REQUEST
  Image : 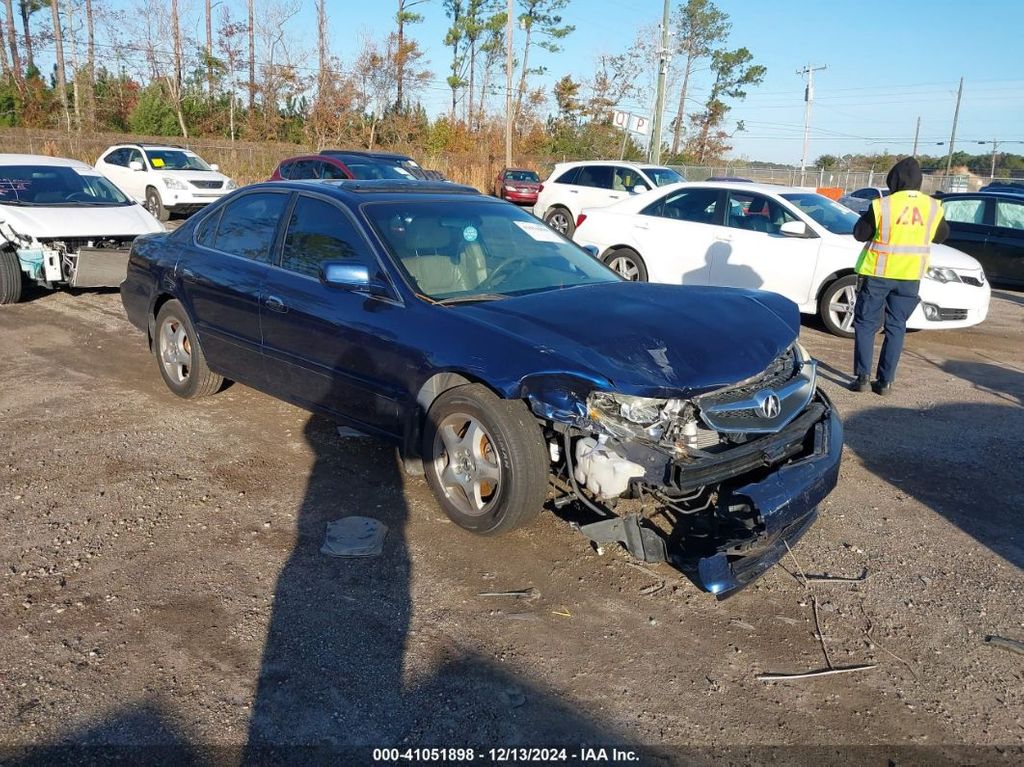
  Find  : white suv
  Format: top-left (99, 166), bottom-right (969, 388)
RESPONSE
top-left (534, 160), bottom-right (684, 237)
top-left (95, 143), bottom-right (236, 221)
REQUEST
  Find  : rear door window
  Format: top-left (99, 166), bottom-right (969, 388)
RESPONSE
top-left (277, 160), bottom-right (295, 179)
top-left (212, 192), bottom-right (289, 263)
top-left (280, 195), bottom-right (373, 278)
top-left (320, 162), bottom-right (349, 180)
top-left (553, 166), bottom-right (580, 185)
top-left (614, 167), bottom-right (648, 192)
top-left (994, 199), bottom-right (1024, 230)
top-left (290, 160), bottom-right (321, 179)
top-left (575, 165), bottom-right (613, 189)
top-left (642, 187), bottom-right (721, 224)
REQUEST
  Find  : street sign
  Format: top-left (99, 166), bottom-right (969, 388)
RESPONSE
top-left (613, 110), bottom-right (629, 130)
top-left (630, 115), bottom-right (649, 136)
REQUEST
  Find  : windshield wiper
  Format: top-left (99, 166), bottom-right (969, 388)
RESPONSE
top-left (436, 293), bottom-right (509, 306)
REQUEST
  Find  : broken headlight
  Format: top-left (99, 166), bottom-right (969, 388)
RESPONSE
top-left (588, 392), bottom-right (689, 441)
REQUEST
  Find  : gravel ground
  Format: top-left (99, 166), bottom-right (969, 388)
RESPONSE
top-left (0, 283), bottom-right (1022, 763)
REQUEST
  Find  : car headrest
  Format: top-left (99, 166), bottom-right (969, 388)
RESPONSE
top-left (406, 216), bottom-right (451, 252)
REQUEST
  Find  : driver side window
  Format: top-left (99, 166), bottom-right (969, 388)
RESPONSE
top-left (725, 193), bottom-right (797, 235)
top-left (641, 188), bottom-right (719, 224)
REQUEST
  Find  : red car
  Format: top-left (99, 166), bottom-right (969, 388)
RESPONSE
top-left (269, 151), bottom-right (428, 182)
top-left (494, 167), bottom-right (541, 205)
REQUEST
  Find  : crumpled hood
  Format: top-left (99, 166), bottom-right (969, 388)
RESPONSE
top-left (0, 202), bottom-right (164, 239)
top-left (459, 282), bottom-right (800, 397)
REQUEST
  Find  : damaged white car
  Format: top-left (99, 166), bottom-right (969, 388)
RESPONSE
top-left (0, 154), bottom-right (164, 305)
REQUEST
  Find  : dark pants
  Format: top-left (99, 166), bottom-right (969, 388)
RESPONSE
top-left (853, 276), bottom-right (921, 384)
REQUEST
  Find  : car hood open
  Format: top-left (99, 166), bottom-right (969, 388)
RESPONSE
top-left (0, 202), bottom-right (164, 238)
top-left (459, 282), bottom-right (800, 397)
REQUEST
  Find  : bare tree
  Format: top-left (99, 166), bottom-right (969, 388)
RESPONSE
top-left (395, 0), bottom-right (427, 109)
top-left (49, 0), bottom-right (71, 129)
top-left (169, 0), bottom-right (188, 136)
top-left (246, 0), bottom-right (254, 110)
top-left (83, 0), bottom-right (96, 127)
top-left (315, 0), bottom-right (328, 94)
top-left (19, 0), bottom-right (43, 73)
top-left (217, 4), bottom-right (246, 140)
top-left (205, 0), bottom-right (213, 95)
top-left (3, 0), bottom-right (23, 87)
top-left (0, 11), bottom-right (9, 77)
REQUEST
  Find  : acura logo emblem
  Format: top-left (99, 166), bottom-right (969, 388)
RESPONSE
top-left (755, 389), bottom-right (782, 419)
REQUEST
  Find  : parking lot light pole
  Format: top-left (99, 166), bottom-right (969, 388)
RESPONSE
top-left (650, 0), bottom-right (671, 165)
top-left (797, 64), bottom-right (826, 187)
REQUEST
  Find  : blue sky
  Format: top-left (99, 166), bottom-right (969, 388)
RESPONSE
top-left (132, 1), bottom-right (1024, 163)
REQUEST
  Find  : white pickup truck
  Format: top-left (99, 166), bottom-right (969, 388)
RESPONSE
top-left (0, 154), bottom-right (164, 304)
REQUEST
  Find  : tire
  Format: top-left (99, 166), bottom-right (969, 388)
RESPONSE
top-left (145, 186), bottom-right (170, 222)
top-left (543, 206), bottom-right (575, 237)
top-left (0, 248), bottom-right (23, 305)
top-left (423, 384), bottom-right (548, 536)
top-left (154, 299), bottom-right (223, 398)
top-left (819, 274), bottom-right (859, 338)
top-left (603, 248), bottom-right (648, 282)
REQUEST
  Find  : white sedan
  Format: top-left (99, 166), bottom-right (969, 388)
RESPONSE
top-left (573, 181), bottom-right (990, 337)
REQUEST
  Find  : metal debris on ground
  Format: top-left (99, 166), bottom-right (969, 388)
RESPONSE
top-left (804, 568), bottom-right (869, 583)
top-left (552, 607), bottom-right (572, 617)
top-left (320, 516), bottom-right (388, 557)
top-left (639, 583), bottom-right (665, 595)
top-left (477, 587), bottom-right (539, 600)
top-left (336, 426), bottom-right (369, 438)
top-left (985, 635), bottom-right (1024, 655)
top-left (757, 664), bottom-right (877, 682)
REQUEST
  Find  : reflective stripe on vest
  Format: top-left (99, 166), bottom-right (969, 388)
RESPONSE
top-left (856, 192), bottom-right (941, 280)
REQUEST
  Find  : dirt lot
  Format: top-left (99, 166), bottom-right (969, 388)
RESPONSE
top-left (1, 283), bottom-right (1022, 763)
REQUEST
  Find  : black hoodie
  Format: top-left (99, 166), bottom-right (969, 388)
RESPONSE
top-left (852, 157), bottom-right (948, 244)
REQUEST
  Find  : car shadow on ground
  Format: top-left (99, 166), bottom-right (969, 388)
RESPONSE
top-left (844, 362), bottom-right (1024, 570)
top-left (990, 289), bottom-right (1024, 306)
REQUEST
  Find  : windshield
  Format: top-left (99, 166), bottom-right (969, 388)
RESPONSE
top-left (504, 170), bottom-right (539, 183)
top-left (0, 165), bottom-right (132, 206)
top-left (643, 167), bottom-right (685, 186)
top-left (144, 149), bottom-right (213, 171)
top-left (781, 192), bottom-right (861, 235)
top-left (344, 160), bottom-right (421, 181)
top-left (364, 200), bottom-right (619, 301)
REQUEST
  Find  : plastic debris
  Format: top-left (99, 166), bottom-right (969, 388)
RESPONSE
top-left (321, 516), bottom-right (388, 557)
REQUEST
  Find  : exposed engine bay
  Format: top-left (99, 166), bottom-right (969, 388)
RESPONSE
top-left (1, 219), bottom-right (135, 289)
top-left (540, 344), bottom-right (842, 596)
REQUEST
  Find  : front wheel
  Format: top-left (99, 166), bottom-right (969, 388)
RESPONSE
top-left (145, 187), bottom-right (170, 222)
top-left (819, 274), bottom-right (859, 338)
top-left (154, 299), bottom-right (223, 398)
top-left (543, 207), bottom-right (575, 237)
top-left (603, 248), bottom-right (648, 282)
top-left (423, 385), bottom-right (548, 536)
top-left (0, 248), bottom-right (24, 305)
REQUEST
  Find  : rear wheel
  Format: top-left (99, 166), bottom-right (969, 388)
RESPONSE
top-left (0, 248), bottom-right (23, 305)
top-left (544, 206), bottom-right (575, 237)
top-left (423, 385), bottom-right (548, 535)
top-left (603, 248), bottom-right (648, 282)
top-left (154, 299), bottom-right (223, 398)
top-left (819, 274), bottom-right (858, 338)
top-left (145, 186), bottom-right (170, 222)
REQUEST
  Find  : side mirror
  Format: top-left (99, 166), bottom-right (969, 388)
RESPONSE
top-left (210, 163), bottom-right (220, 172)
top-left (779, 220), bottom-right (810, 238)
top-left (320, 261), bottom-right (388, 295)
top-left (632, 185), bottom-right (648, 194)
top-left (582, 245), bottom-right (599, 257)
top-left (129, 160), bottom-right (144, 171)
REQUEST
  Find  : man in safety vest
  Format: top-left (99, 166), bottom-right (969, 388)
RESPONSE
top-left (850, 157), bottom-right (948, 395)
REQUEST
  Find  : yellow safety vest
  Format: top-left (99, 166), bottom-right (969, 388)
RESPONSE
top-left (855, 191), bottom-right (943, 280)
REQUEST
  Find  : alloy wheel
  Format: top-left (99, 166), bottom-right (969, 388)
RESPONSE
top-left (433, 412), bottom-right (502, 516)
top-left (609, 255), bottom-right (641, 281)
top-left (159, 317), bottom-right (192, 383)
top-left (828, 284), bottom-right (857, 333)
top-left (547, 211), bottom-right (570, 234)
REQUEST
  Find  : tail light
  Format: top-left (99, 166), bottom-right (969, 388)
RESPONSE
top-left (576, 213), bottom-right (587, 228)
top-left (537, 184), bottom-right (544, 193)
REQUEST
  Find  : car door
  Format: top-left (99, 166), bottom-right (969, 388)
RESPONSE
top-left (179, 190), bottom-right (291, 385)
top-left (987, 197), bottom-right (1024, 286)
top-left (941, 196), bottom-right (992, 272)
top-left (708, 191), bottom-right (821, 304)
top-left (97, 148), bottom-right (131, 194)
top-left (119, 147), bottom-right (149, 201)
top-left (631, 186), bottom-right (724, 285)
top-left (260, 192), bottom-right (406, 436)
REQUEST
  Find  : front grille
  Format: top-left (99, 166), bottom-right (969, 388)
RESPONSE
top-left (38, 237), bottom-right (135, 253)
top-left (938, 308), bottom-right (968, 320)
top-left (696, 346), bottom-right (816, 435)
top-left (960, 276), bottom-right (984, 287)
top-left (190, 180), bottom-right (223, 189)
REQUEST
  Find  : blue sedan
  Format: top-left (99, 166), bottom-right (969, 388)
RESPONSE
top-left (121, 179), bottom-right (842, 595)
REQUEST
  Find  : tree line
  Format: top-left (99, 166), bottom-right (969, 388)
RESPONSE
top-left (0, 0), bottom-right (765, 166)
top-left (815, 151), bottom-right (1024, 178)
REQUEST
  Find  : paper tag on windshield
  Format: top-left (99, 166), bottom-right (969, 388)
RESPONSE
top-left (151, 158), bottom-right (165, 167)
top-left (515, 220), bottom-right (563, 243)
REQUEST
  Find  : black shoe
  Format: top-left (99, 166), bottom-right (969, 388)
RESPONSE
top-left (872, 380), bottom-right (893, 396)
top-left (850, 375), bottom-right (870, 393)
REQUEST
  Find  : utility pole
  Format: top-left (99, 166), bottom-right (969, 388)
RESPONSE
top-left (505, 0), bottom-right (513, 168)
top-left (944, 76), bottom-right (964, 178)
top-left (797, 64), bottom-right (826, 186)
top-left (912, 116), bottom-right (920, 157)
top-left (989, 138), bottom-right (998, 179)
top-left (649, 0), bottom-right (671, 165)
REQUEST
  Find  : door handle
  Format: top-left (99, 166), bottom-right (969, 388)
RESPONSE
top-left (634, 222), bottom-right (650, 230)
top-left (715, 234), bottom-right (733, 242)
top-left (569, 189), bottom-right (579, 194)
top-left (264, 295), bottom-right (287, 313)
top-left (181, 267), bottom-right (197, 280)
top-left (608, 194), bottom-right (622, 200)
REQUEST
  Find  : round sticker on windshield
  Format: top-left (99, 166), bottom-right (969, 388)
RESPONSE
top-left (463, 226), bottom-right (479, 242)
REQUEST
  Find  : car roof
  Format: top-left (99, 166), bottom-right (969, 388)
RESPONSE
top-left (258, 178), bottom-right (480, 199)
top-left (0, 153), bottom-right (94, 170)
top-left (670, 180), bottom-right (812, 196)
top-left (323, 149), bottom-right (415, 161)
top-left (554, 160), bottom-right (656, 169)
top-left (939, 190), bottom-right (1024, 200)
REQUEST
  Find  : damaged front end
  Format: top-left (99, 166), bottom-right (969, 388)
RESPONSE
top-left (536, 344), bottom-right (842, 597)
